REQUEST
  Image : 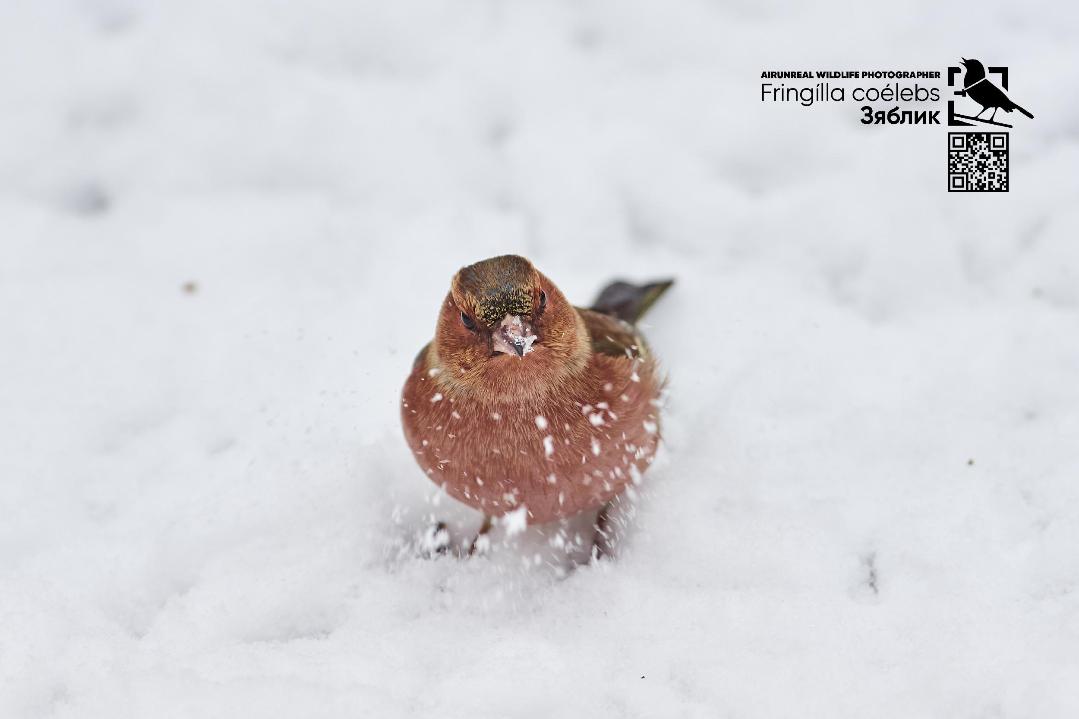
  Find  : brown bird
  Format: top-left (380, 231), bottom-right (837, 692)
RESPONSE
top-left (400, 255), bottom-right (671, 554)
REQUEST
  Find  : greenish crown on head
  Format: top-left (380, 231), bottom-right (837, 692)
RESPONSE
top-left (453, 255), bottom-right (538, 326)
top-left (477, 287), bottom-right (533, 325)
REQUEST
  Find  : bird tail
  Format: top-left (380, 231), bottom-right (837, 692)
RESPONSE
top-left (591, 278), bottom-right (674, 324)
top-left (1013, 103), bottom-right (1034, 119)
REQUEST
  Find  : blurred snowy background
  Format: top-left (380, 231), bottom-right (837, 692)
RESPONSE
top-left (3, 0), bottom-right (1079, 716)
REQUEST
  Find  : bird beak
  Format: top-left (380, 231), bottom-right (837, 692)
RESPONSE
top-left (960, 58), bottom-right (968, 65)
top-left (491, 314), bottom-right (537, 358)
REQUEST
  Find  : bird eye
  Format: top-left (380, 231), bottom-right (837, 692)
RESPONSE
top-left (539, 291), bottom-right (547, 310)
top-left (460, 312), bottom-right (477, 330)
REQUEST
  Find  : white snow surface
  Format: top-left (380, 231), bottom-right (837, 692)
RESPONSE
top-left (3, 1), bottom-right (1079, 717)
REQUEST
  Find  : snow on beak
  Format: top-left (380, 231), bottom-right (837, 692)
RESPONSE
top-left (492, 314), bottom-right (537, 358)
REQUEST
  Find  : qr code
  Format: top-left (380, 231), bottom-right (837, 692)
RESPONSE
top-left (948, 132), bottom-right (1009, 192)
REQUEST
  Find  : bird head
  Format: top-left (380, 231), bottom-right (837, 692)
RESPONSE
top-left (960, 58), bottom-right (986, 78)
top-left (429, 255), bottom-right (589, 402)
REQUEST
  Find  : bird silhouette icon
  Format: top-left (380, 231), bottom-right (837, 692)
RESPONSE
top-left (957, 58), bottom-right (1034, 123)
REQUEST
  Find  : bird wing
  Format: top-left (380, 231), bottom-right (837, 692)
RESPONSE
top-left (577, 307), bottom-right (649, 360)
top-left (972, 82), bottom-right (1012, 108)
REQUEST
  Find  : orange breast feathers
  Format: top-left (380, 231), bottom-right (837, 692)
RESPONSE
top-left (401, 351), bottom-right (661, 524)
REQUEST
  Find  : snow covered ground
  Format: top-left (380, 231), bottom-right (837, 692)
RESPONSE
top-left (3, 0), bottom-right (1079, 716)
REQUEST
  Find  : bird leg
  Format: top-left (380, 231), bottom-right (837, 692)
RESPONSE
top-left (592, 501), bottom-right (615, 560)
top-left (989, 107), bottom-right (998, 122)
top-left (973, 106), bottom-right (987, 119)
top-left (468, 514), bottom-right (493, 556)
